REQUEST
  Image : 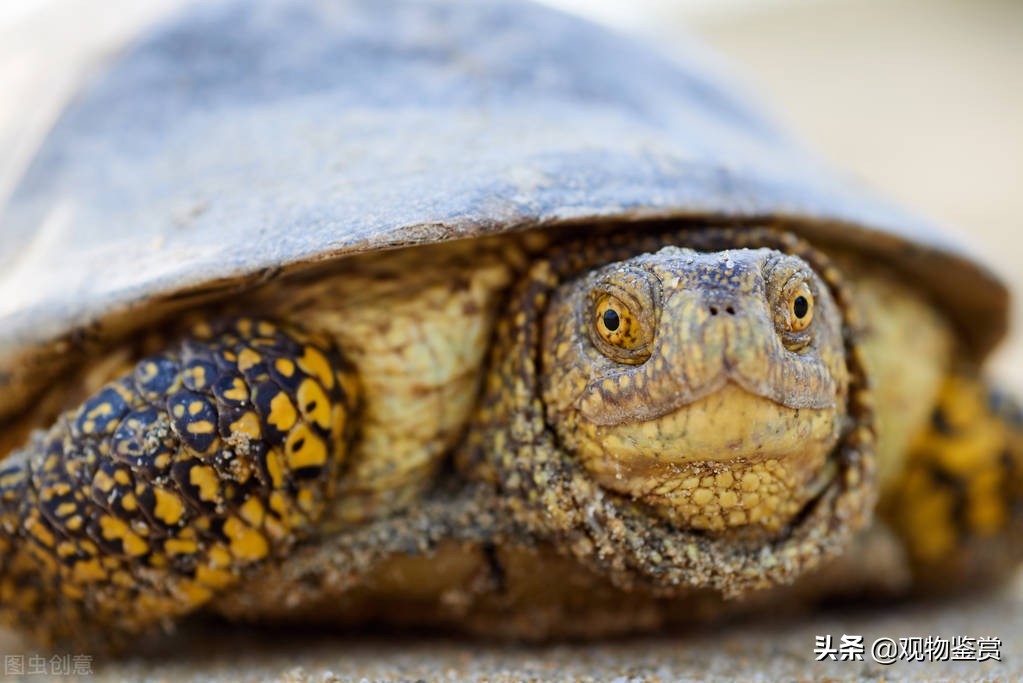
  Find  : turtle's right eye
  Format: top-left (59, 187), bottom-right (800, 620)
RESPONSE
top-left (588, 276), bottom-right (657, 364)
top-left (594, 294), bottom-right (637, 346)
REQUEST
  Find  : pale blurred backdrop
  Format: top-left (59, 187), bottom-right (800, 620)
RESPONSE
top-left (1, 1), bottom-right (1022, 679)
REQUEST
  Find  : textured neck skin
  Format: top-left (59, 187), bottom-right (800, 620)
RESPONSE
top-left (465, 227), bottom-right (876, 596)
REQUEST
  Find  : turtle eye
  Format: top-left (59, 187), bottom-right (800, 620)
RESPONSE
top-left (765, 258), bottom-right (819, 351)
top-left (785, 282), bottom-right (814, 332)
top-left (594, 294), bottom-right (638, 347)
top-left (588, 280), bottom-right (656, 364)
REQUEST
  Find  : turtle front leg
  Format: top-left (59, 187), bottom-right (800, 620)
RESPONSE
top-left (882, 371), bottom-right (1023, 591)
top-left (0, 319), bottom-right (359, 648)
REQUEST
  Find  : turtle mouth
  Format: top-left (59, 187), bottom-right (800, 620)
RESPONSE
top-left (565, 382), bottom-right (845, 534)
top-left (568, 348), bottom-right (842, 427)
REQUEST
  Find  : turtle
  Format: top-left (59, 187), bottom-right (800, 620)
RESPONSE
top-left (0, 0), bottom-right (1020, 651)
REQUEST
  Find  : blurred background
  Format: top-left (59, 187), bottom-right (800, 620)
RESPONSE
top-left (2, 0), bottom-right (1020, 387)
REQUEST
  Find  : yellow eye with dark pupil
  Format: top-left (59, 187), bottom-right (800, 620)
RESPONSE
top-left (594, 294), bottom-right (642, 350)
top-left (786, 284), bottom-right (814, 332)
top-left (589, 285), bottom-right (654, 364)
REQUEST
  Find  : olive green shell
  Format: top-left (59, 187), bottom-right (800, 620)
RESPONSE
top-left (0, 0), bottom-right (1007, 423)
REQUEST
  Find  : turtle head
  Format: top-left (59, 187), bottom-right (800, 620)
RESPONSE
top-left (541, 246), bottom-right (849, 534)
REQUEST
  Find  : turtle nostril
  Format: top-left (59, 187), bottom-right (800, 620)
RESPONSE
top-left (709, 306), bottom-right (719, 316)
top-left (726, 306), bottom-right (736, 316)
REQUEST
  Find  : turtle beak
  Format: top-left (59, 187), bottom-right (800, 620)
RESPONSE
top-left (662, 287), bottom-right (749, 399)
top-left (670, 287), bottom-right (838, 411)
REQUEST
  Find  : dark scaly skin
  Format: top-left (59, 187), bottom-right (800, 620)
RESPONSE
top-left (0, 319), bottom-right (358, 647)
top-left (464, 228), bottom-right (878, 596)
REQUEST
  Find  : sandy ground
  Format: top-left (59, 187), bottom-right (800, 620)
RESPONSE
top-left (0, 0), bottom-right (1021, 680)
top-left (4, 585), bottom-right (1023, 681)
top-left (15, 585), bottom-right (1023, 682)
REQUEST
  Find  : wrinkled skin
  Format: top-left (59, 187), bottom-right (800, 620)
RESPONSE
top-left (463, 229), bottom-right (876, 598)
top-left (0, 227), bottom-right (1020, 651)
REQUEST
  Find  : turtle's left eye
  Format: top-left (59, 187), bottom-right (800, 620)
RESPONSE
top-left (786, 283), bottom-right (814, 332)
top-left (765, 257), bottom-right (819, 351)
top-left (771, 275), bottom-right (816, 353)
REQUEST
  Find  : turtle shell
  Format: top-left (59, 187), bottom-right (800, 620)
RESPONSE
top-left (0, 0), bottom-right (1007, 423)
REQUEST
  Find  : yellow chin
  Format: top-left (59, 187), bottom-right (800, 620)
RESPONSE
top-left (572, 383), bottom-right (843, 534)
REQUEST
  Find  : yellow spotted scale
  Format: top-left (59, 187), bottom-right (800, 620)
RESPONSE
top-left (0, 319), bottom-right (357, 646)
